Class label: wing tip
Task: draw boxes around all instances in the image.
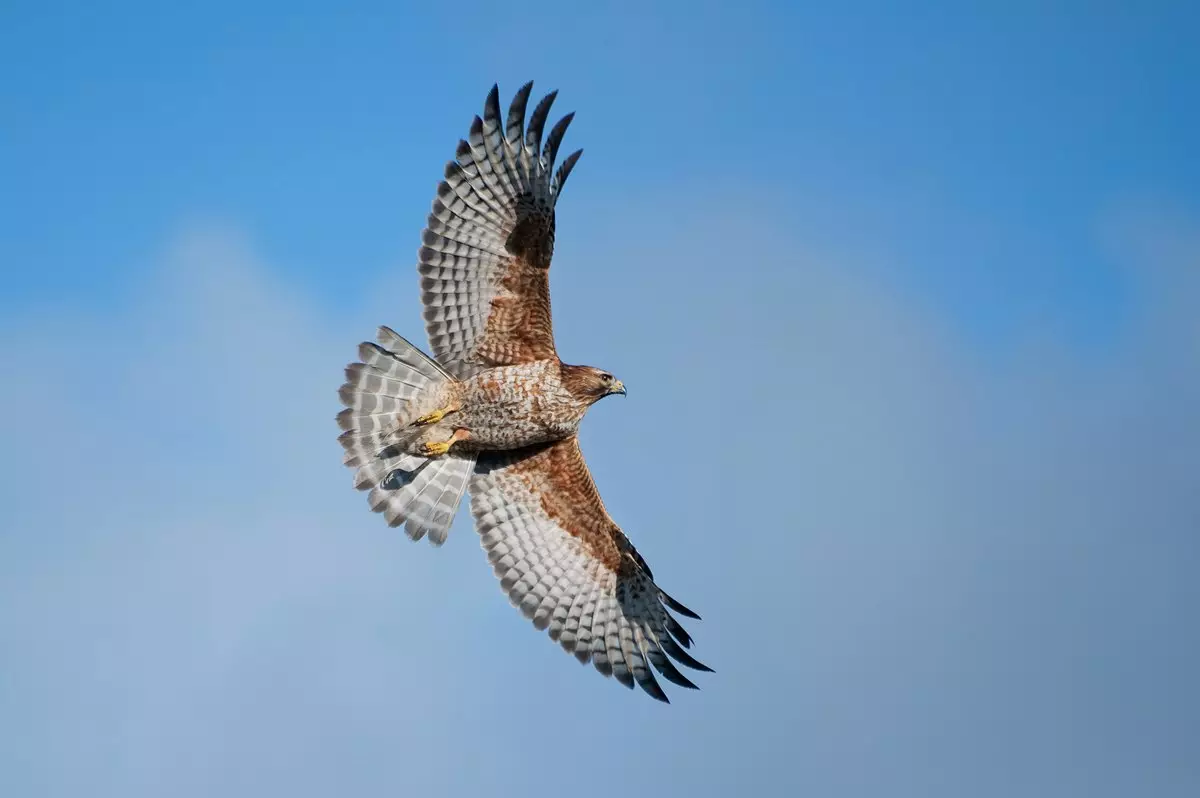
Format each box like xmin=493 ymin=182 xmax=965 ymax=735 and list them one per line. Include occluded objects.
xmin=660 ymin=589 xmax=702 ymax=620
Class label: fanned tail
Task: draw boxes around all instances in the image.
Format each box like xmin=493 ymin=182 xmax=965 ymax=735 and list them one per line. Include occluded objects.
xmin=336 ymin=327 xmax=474 ymax=545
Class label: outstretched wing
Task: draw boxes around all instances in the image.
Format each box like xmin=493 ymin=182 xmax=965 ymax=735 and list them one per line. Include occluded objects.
xmin=419 ymin=82 xmax=584 ymax=379
xmin=470 ymin=436 xmax=711 ymax=703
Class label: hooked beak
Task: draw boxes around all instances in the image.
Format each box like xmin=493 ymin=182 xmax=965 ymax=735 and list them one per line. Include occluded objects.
xmin=610 ymin=379 xmax=626 ymax=397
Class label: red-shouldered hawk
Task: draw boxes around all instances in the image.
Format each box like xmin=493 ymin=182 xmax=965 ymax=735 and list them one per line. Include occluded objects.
xmin=337 ymin=83 xmax=710 ymax=702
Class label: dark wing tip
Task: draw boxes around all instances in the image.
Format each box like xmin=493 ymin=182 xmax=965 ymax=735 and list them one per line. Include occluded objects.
xmin=525 ymin=90 xmax=559 ymax=152
xmin=641 ymin=679 xmax=670 ymax=703
xmin=555 ymin=149 xmax=583 ymax=193
xmin=660 ymin=589 xmax=702 ymax=620
xmin=662 ymin=669 xmax=700 ymax=691
xmin=542 ymin=111 xmax=575 ymax=165
xmin=484 ymin=84 xmax=502 ymax=123
xmin=661 ymin=636 xmax=713 ymax=673
xmin=632 ymin=655 xmax=670 ymax=703
xmin=444 ymin=159 xmax=467 ymax=181
xmin=506 ymin=81 xmax=535 ymax=142
xmin=650 ymin=650 xmax=699 ymax=690
xmin=664 ymin=613 xmax=693 ymax=648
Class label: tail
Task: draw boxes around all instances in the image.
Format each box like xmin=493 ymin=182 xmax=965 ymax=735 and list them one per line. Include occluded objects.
xmin=336 ymin=326 xmax=475 ymax=545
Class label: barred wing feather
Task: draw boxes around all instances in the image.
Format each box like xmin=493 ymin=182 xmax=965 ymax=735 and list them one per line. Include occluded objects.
xmin=470 ymin=437 xmax=711 ymax=703
xmin=419 ymin=82 xmax=583 ymax=378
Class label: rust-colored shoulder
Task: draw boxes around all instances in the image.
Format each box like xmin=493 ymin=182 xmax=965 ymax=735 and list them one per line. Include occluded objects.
xmin=467 ymin=430 xmax=712 ymax=702
xmin=470 ymin=247 xmax=557 ymax=369
xmin=508 ymin=436 xmax=623 ymax=571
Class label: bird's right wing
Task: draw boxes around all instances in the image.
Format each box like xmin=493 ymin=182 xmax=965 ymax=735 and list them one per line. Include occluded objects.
xmin=469 ymin=436 xmax=711 ymax=703
xmin=418 ymin=82 xmax=584 ymax=379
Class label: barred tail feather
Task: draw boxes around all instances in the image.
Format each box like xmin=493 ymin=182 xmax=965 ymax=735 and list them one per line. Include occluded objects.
xmin=370 ymin=455 xmax=474 ymax=545
xmin=337 ymin=327 xmax=473 ymax=545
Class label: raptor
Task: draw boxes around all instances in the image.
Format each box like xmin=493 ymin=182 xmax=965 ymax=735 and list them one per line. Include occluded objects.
xmin=337 ymin=83 xmax=710 ymax=702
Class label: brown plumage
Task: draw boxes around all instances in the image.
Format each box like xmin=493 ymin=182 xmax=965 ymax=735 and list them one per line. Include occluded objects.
xmin=337 ymin=82 xmax=709 ymax=702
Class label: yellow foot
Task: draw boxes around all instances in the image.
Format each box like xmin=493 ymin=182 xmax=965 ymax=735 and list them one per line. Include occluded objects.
xmin=419 ymin=439 xmax=452 ymax=457
xmin=419 ymin=428 xmax=469 ymax=457
xmin=413 ymin=402 xmax=460 ymax=426
xmin=414 ymin=408 xmax=446 ymax=426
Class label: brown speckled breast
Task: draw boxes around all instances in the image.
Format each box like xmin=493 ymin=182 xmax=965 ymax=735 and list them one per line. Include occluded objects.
xmin=455 ymin=359 xmax=587 ymax=450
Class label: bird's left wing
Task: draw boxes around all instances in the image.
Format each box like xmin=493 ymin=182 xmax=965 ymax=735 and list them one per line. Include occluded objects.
xmin=470 ymin=436 xmax=711 ymax=703
xmin=419 ymin=82 xmax=583 ymax=379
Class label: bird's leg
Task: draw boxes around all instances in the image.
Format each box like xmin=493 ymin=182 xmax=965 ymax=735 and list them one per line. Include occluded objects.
xmin=419 ymin=428 xmax=470 ymax=457
xmin=413 ymin=399 xmax=462 ymax=427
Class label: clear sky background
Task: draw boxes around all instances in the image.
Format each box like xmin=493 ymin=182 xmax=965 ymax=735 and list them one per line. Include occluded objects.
xmin=2 ymin=2 xmax=1198 ymax=796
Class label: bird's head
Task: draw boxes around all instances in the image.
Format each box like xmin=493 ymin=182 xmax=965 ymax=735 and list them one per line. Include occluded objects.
xmin=561 ymin=364 xmax=626 ymax=404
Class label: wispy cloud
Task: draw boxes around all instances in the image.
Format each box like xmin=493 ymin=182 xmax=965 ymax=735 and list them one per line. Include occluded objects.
xmin=1 ymin=204 xmax=1197 ymax=796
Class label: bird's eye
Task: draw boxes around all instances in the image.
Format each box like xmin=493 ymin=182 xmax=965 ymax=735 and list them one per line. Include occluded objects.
xmin=601 ymin=373 xmax=613 ymax=383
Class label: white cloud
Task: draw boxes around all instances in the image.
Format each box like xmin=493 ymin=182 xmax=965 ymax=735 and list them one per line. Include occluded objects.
xmin=1 ymin=206 xmax=1197 ymax=797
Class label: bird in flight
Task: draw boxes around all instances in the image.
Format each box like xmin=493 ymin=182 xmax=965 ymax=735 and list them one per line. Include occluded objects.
xmin=337 ymin=82 xmax=710 ymax=702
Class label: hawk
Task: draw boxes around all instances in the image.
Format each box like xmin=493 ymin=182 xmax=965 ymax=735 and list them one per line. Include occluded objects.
xmin=337 ymin=82 xmax=710 ymax=702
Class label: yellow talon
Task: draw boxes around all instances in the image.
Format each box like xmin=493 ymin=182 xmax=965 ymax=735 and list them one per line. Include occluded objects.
xmin=414 ymin=408 xmax=448 ymax=426
xmin=419 ymin=428 xmax=468 ymax=457
xmin=419 ymin=439 xmax=452 ymax=456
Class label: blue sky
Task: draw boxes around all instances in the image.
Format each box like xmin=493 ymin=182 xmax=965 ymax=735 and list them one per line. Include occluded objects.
xmin=2 ymin=2 xmax=1198 ymax=796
